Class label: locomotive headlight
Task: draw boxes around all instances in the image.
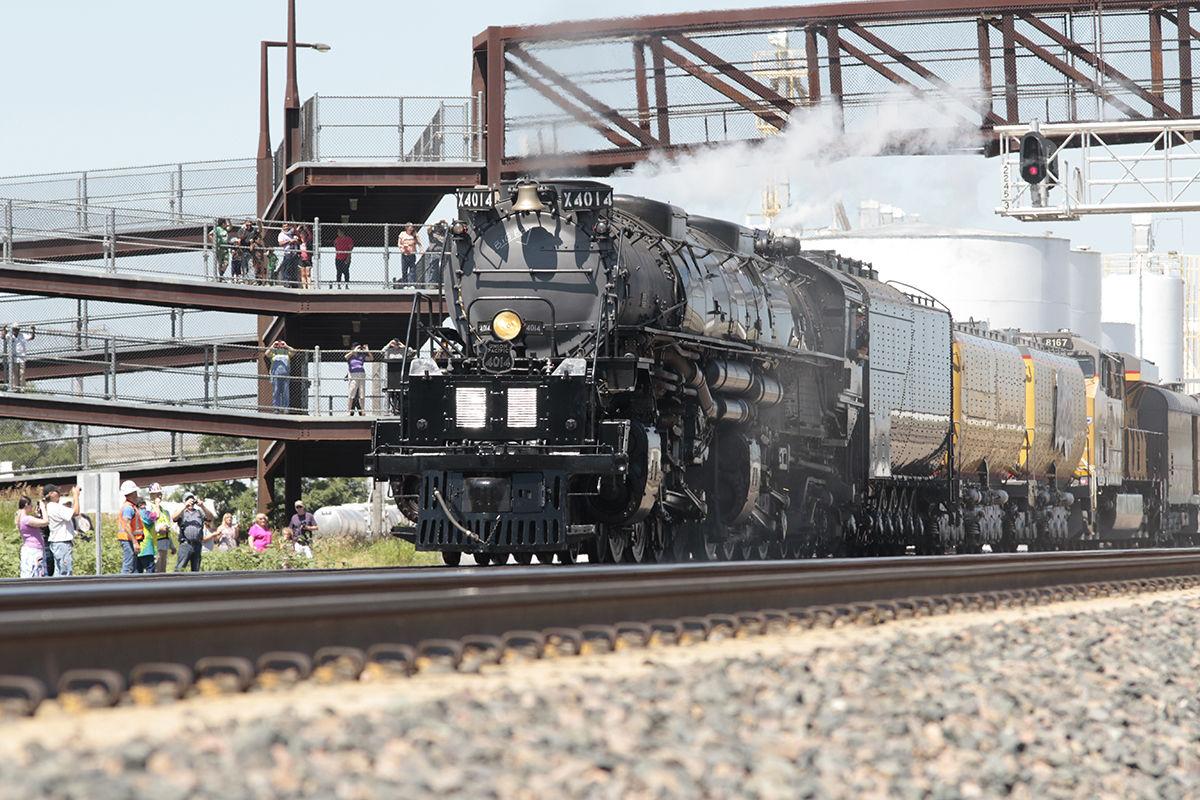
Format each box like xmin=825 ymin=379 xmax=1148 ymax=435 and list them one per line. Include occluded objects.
xmin=491 ymin=310 xmax=523 ymax=341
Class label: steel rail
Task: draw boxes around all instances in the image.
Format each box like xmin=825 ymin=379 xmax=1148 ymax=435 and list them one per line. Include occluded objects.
xmin=1 ymin=549 xmax=1199 ymax=707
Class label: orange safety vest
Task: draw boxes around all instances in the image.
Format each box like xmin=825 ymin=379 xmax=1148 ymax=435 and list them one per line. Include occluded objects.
xmin=117 ymin=499 xmax=146 ymax=542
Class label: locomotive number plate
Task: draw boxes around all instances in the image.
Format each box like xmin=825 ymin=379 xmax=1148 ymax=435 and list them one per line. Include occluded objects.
xmin=457 ymin=188 xmax=496 ymax=211
xmin=1039 ymin=336 xmax=1073 ymax=351
xmin=481 ymin=341 xmax=516 ymax=374
xmin=560 ymin=187 xmax=614 ymax=211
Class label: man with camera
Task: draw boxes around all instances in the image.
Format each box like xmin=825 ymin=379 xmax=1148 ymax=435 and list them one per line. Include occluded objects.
xmin=172 ymin=493 xmax=217 ymax=572
xmin=42 ymin=483 xmax=78 ymax=576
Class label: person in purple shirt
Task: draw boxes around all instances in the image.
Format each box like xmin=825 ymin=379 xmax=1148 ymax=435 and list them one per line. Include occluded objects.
xmin=15 ymin=495 xmax=48 ymax=578
xmin=288 ymin=500 xmax=318 ymax=558
xmin=345 ymin=343 xmax=370 ymax=416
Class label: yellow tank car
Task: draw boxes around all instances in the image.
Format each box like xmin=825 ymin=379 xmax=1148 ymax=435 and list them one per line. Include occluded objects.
xmin=951 ymin=332 xmax=1026 ymax=477
xmin=1018 ymin=347 xmax=1088 ymax=481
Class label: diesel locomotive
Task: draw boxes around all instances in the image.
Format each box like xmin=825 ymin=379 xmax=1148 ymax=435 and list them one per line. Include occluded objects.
xmin=364 ymin=179 xmax=1200 ymax=565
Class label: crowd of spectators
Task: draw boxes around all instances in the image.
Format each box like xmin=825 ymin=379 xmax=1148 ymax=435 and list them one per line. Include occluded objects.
xmin=11 ymin=479 xmax=320 ymax=578
xmin=210 ymin=219 xmax=449 ymax=289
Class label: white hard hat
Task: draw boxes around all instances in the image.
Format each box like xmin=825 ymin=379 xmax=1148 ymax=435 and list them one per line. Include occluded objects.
xmin=119 ymin=479 xmax=140 ymax=496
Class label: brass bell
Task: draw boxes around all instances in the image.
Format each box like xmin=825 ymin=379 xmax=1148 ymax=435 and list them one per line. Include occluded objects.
xmin=512 ymin=182 xmax=547 ymax=213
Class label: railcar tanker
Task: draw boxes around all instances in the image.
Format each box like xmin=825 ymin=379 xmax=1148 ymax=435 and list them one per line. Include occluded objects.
xmin=364 ymin=180 xmax=1200 ymax=565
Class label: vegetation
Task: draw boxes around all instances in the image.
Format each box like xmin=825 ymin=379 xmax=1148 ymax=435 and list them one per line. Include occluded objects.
xmin=0 ymin=421 xmax=79 ymax=472
xmin=0 ymin=487 xmax=436 ymax=578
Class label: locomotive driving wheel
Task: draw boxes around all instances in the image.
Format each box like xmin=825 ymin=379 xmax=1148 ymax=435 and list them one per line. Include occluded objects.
xmin=598 ymin=526 xmax=627 ymax=563
xmin=650 ymin=517 xmax=671 ymax=563
xmin=624 ymin=522 xmax=649 ymax=563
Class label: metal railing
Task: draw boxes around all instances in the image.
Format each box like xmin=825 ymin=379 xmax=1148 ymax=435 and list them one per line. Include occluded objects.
xmin=0 ymin=159 xmax=255 ymax=222
xmin=1 ymin=330 xmax=403 ymax=418
xmin=1 ymin=197 xmax=446 ymax=290
xmin=0 ymin=422 xmax=256 ymax=483
xmin=299 ymin=94 xmax=484 ymax=164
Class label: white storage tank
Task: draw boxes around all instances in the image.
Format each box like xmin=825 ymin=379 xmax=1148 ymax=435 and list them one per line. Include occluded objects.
xmin=1101 ymin=271 xmax=1185 ymax=384
xmin=1069 ymin=248 xmax=1103 ymax=344
xmin=313 ymin=503 xmax=408 ymax=539
xmin=1102 ymin=322 xmax=1137 ymax=354
xmin=803 ymin=225 xmax=1081 ymax=335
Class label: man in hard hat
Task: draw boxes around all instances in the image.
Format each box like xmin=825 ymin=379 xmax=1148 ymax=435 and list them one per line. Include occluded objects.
xmin=147 ymin=483 xmax=176 ymax=573
xmin=117 ymin=480 xmax=150 ymax=574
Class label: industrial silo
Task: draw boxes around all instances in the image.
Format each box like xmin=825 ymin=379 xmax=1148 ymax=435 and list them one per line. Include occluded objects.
xmin=1101 ymin=266 xmax=1185 ymax=384
xmin=802 ymin=224 xmax=1082 ymax=335
xmin=1069 ymin=248 xmax=1103 ymax=345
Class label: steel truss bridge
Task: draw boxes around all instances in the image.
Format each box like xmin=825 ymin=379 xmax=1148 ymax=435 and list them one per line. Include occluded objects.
xmin=473 ymin=1 xmax=1200 ymax=179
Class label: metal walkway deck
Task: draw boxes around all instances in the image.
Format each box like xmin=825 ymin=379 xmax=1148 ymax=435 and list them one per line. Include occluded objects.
xmin=0 ymin=453 xmax=258 ymax=491
xmin=7 ymin=336 xmax=256 ymax=382
xmin=0 ymin=392 xmax=373 ymax=442
xmin=0 ymin=262 xmax=441 ymax=315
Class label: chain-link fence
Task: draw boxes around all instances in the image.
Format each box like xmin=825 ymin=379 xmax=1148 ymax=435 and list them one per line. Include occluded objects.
xmin=1 ymin=327 xmax=401 ymax=417
xmin=299 ymin=95 xmax=484 ymax=163
xmin=0 ymin=420 xmax=255 ymax=483
xmin=0 ymin=296 xmax=247 ymax=355
xmin=1 ymin=199 xmax=446 ymax=290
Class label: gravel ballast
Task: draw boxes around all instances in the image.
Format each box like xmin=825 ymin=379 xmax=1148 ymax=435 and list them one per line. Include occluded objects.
xmin=3 ymin=589 xmax=1200 ymax=799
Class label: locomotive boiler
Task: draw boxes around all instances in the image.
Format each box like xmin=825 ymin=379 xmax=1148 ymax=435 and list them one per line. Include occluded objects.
xmin=365 ymin=179 xmax=1200 ymax=565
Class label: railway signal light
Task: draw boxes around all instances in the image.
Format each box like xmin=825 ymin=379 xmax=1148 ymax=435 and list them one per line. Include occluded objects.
xmin=1020 ymin=131 xmax=1053 ymax=185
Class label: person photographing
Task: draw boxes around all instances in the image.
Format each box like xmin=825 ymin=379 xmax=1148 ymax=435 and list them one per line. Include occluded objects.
xmin=172 ymin=493 xmax=217 ymax=572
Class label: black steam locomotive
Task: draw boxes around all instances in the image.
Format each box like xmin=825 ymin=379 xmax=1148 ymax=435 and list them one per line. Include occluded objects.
xmin=364 ymin=179 xmax=1200 ymax=565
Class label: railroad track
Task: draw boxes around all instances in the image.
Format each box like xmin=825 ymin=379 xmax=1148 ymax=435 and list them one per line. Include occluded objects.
xmin=2 ymin=549 xmax=1200 ymax=716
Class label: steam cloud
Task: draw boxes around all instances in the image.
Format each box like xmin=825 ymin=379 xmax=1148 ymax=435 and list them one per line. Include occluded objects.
xmin=610 ymin=94 xmax=994 ymax=233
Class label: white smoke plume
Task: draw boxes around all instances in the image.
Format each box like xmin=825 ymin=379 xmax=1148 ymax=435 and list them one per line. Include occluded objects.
xmin=609 ymin=93 xmax=995 ymax=234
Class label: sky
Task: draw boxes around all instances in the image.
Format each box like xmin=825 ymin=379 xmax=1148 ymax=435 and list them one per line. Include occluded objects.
xmin=0 ymin=1 xmax=1177 ymax=254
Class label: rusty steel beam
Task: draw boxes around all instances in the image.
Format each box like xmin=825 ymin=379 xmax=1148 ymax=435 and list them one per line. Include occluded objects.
xmin=1175 ymin=4 xmax=1195 ymax=116
xmin=1001 ymin=14 xmax=1020 ymax=122
xmin=1151 ymin=9 xmax=1164 ymax=105
xmin=655 ymin=42 xmax=790 ymax=131
xmin=508 ymin=45 xmax=660 ymax=148
xmin=10 ymin=225 xmax=205 ymax=264
xmin=505 ymin=58 xmax=637 ymax=148
xmin=1019 ymin=13 xmax=1179 ymax=118
xmin=0 ymin=262 xmax=442 ymax=315
xmin=993 ymin=19 xmax=1145 ymax=119
xmin=649 ymin=38 xmax=672 ymax=145
xmin=486 ymin=28 xmax=506 ymax=185
xmin=633 ymin=40 xmax=652 ymax=134
xmin=805 ymin=27 xmax=822 ymax=102
xmin=475 ymin=1 xmax=1166 ymax=45
xmin=0 ymin=393 xmax=372 ymax=442
xmin=844 ymin=22 xmax=1004 ymax=125
xmin=977 ymin=19 xmax=995 ymax=122
xmin=665 ymin=33 xmax=799 ymax=111
xmin=825 ymin=25 xmax=845 ymax=127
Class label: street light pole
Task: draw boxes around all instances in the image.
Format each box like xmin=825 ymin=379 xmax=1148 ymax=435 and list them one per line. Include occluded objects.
xmin=256 ymin=37 xmax=331 ymax=216
xmin=285 ymin=0 xmax=300 ymax=172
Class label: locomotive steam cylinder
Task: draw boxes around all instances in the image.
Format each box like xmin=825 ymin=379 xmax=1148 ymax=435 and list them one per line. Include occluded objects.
xmin=705 ymin=360 xmax=756 ymax=394
xmin=749 ymin=374 xmax=785 ymax=408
